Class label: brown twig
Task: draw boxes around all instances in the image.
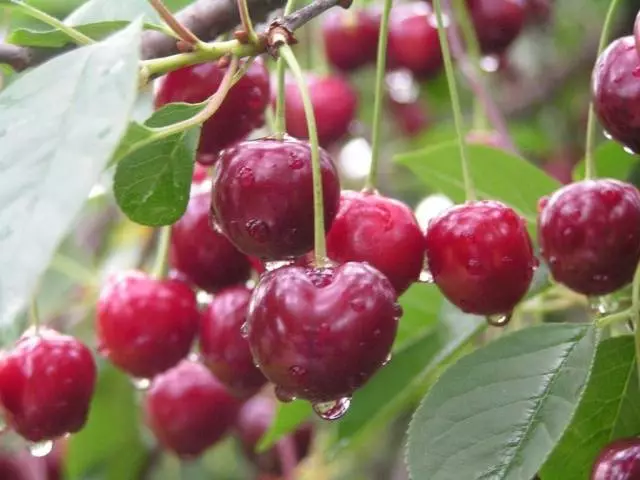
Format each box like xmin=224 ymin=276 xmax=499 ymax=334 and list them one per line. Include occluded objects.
xmin=149 ymin=0 xmax=201 ymax=47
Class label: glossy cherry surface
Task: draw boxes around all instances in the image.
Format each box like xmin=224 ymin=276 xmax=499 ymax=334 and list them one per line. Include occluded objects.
xmin=97 ymin=270 xmax=199 ymax=379
xmin=591 ymin=438 xmax=640 ymax=480
xmin=0 ymin=328 xmax=96 ymax=442
xmin=538 ymin=179 xmax=640 ymax=296
xmin=200 ymin=286 xmax=266 ymax=398
xmin=322 ymin=9 xmax=380 ymax=72
xmin=247 ymin=262 xmax=400 ymax=404
xmin=326 ymin=190 xmax=425 ymax=294
xmin=171 ymin=186 xmax=252 ymax=293
xmin=425 ymin=200 xmax=536 ymax=315
xmin=466 ymin=0 xmax=526 ymax=54
xmin=592 ymin=36 xmax=640 ymax=154
xmin=144 ymin=360 xmax=242 ymax=458
xmin=211 ymin=136 xmax=341 ymax=260
xmin=155 ymin=58 xmax=270 ymax=163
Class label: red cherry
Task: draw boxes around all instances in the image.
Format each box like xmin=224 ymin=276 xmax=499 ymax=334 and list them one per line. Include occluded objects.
xmin=236 ymin=395 xmax=313 ymax=475
xmin=199 ymin=286 xmax=267 ymax=398
xmin=592 ymin=36 xmax=640 ymax=154
xmin=591 ymin=438 xmax=640 ymax=480
xmin=144 ymin=360 xmax=242 ymax=458
xmin=247 ymin=262 xmax=399 ymax=414
xmin=387 ymin=3 xmax=443 ymax=78
xmin=388 ymin=98 xmax=430 ymax=137
xmin=326 ymin=191 xmax=425 ymax=294
xmin=538 ymin=179 xmax=640 ymax=296
xmin=281 ymin=74 xmax=358 ymax=146
xmin=466 ymin=0 xmax=526 ymax=54
xmin=97 ymin=271 xmax=199 ymax=379
xmin=0 ymin=328 xmax=96 ymax=442
xmin=170 ymin=186 xmax=252 ymax=293
xmin=155 ymin=58 xmax=270 ymax=164
xmin=322 ymin=9 xmax=380 ymax=72
xmin=425 ymin=201 xmax=536 ymax=316
xmin=191 ymin=164 xmax=209 ymax=184
xmin=211 ymin=136 xmax=341 ymax=260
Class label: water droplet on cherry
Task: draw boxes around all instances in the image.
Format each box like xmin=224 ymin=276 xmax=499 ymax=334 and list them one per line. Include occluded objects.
xmin=275 ymin=385 xmax=297 ymax=403
xmin=245 ymin=219 xmax=270 ymax=243
xmin=28 ymin=440 xmax=53 ymax=458
xmin=240 ymin=321 xmax=249 ymax=338
xmin=131 ymin=377 xmax=151 ymax=391
xmin=312 ymin=397 xmax=351 ymax=421
xmin=486 ymin=312 xmax=512 ymax=327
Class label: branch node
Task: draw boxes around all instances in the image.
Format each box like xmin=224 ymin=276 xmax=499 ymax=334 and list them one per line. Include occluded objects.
xmin=266 ymin=22 xmax=297 ymax=57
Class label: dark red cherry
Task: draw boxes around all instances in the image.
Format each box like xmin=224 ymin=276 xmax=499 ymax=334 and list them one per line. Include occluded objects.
xmin=281 ymin=74 xmax=358 ymax=146
xmin=538 ymin=179 xmax=640 ymax=296
xmin=97 ymin=270 xmax=199 ymax=379
xmin=326 ymin=191 xmax=425 ymax=294
xmin=0 ymin=328 xmax=96 ymax=442
xmin=199 ymin=286 xmax=267 ymax=398
xmin=425 ymin=201 xmax=536 ymax=315
xmin=211 ymin=136 xmax=341 ymax=260
xmin=466 ymin=0 xmax=526 ymax=54
xmin=592 ymin=36 xmax=640 ymax=154
xmin=247 ymin=262 xmax=399 ymax=411
xmin=591 ymin=438 xmax=640 ymax=480
xmin=236 ymin=395 xmax=313 ymax=475
xmin=387 ymin=3 xmax=443 ymax=78
xmin=525 ymin=0 xmax=552 ymax=24
xmin=322 ymin=8 xmax=380 ymax=72
xmin=170 ymin=186 xmax=252 ymax=293
xmin=155 ymin=58 xmax=270 ymax=164
xmin=144 ymin=360 xmax=242 ymax=458
xmin=388 ymin=98 xmax=430 ymax=137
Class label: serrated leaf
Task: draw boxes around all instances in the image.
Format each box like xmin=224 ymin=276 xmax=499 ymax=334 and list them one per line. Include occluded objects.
xmin=407 ymin=323 xmax=598 ymax=480
xmin=0 ymin=21 xmax=142 ymax=331
xmin=541 ymin=335 xmax=640 ymax=480
xmin=573 ymin=141 xmax=639 ymax=183
xmin=256 ymin=400 xmax=313 ymax=452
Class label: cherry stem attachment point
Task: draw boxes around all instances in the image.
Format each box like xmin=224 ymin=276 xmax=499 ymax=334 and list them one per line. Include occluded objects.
xmin=149 ymin=0 xmax=201 ymax=47
xmin=151 ymin=226 xmax=172 ymax=280
xmin=273 ymin=0 xmax=299 ymax=140
xmin=236 ymin=0 xmax=260 ymax=44
xmin=29 ymin=298 xmax=41 ymax=335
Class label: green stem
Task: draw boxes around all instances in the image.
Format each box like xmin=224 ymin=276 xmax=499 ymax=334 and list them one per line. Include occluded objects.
xmin=584 ymin=0 xmax=625 ymax=180
xmin=10 ymin=0 xmax=93 ymax=45
xmin=149 ymin=0 xmax=201 ymax=46
xmin=632 ymin=261 xmax=640 ymax=384
xmin=364 ymin=0 xmax=392 ymax=192
xmin=595 ymin=309 xmax=631 ymax=329
xmin=236 ymin=0 xmax=260 ymax=44
xmin=151 ymin=226 xmax=172 ymax=279
xmin=433 ymin=0 xmax=476 ymax=202
xmin=279 ymin=44 xmax=327 ymax=266
xmin=29 ymin=298 xmax=41 ymax=334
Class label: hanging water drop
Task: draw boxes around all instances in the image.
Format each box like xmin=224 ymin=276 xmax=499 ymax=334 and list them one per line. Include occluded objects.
xmin=480 ymin=55 xmax=500 ymax=73
xmin=240 ymin=322 xmax=249 ymax=338
xmin=419 ymin=268 xmax=434 ymax=284
xmin=382 ymin=353 xmax=392 ymax=367
xmin=312 ymin=397 xmax=351 ymax=421
xmin=274 ymin=385 xmax=296 ymax=403
xmin=603 ymin=130 xmax=613 ymax=140
xmin=130 ymin=377 xmax=151 ymax=391
xmin=623 ymin=145 xmax=637 ymax=155
xmin=28 ymin=440 xmax=53 ymax=458
xmin=264 ymin=260 xmax=292 ymax=272
xmin=486 ymin=312 xmax=512 ymax=327
xmin=589 ymin=296 xmax=619 ymax=317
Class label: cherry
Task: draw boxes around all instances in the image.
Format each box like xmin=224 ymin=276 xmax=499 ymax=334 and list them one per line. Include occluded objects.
xmin=170 ymin=186 xmax=252 ymax=293
xmin=281 ymin=74 xmax=358 ymax=146
xmin=387 ymin=3 xmax=443 ymax=78
xmin=0 ymin=328 xmax=96 ymax=442
xmin=466 ymin=0 xmax=526 ymax=55
xmin=388 ymin=98 xmax=430 ymax=137
xmin=592 ymin=36 xmax=640 ymax=154
xmin=144 ymin=360 xmax=242 ymax=458
xmin=322 ymin=9 xmax=380 ymax=72
xmin=326 ymin=191 xmax=425 ymax=294
xmin=236 ymin=395 xmax=313 ymax=475
xmin=591 ymin=438 xmax=640 ymax=480
xmin=210 ymin=136 xmax=341 ymax=260
xmin=191 ymin=164 xmax=209 ymax=184
xmin=97 ymin=270 xmax=199 ymax=379
xmin=247 ymin=262 xmax=400 ymax=415
xmin=155 ymin=58 xmax=270 ymax=164
xmin=425 ymin=201 xmax=536 ymax=316
xmin=199 ymin=286 xmax=267 ymax=398
xmin=538 ymin=179 xmax=640 ymax=296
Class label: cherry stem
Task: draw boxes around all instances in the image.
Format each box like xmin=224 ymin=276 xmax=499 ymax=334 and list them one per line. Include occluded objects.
xmin=279 ymin=43 xmax=328 ymax=266
xmin=149 ymin=0 xmax=201 ymax=47
xmin=236 ymin=0 xmax=260 ymax=44
xmin=273 ymin=0 xmax=299 ymax=141
xmin=433 ymin=0 xmax=476 ymax=202
xmin=29 ymin=298 xmax=41 ymax=335
xmin=276 ymin=436 xmax=298 ymax=480
xmin=584 ymin=0 xmax=625 ymax=180
xmin=595 ymin=309 xmax=631 ymax=329
xmin=151 ymin=226 xmax=172 ymax=279
xmin=364 ymin=0 xmax=393 ymax=192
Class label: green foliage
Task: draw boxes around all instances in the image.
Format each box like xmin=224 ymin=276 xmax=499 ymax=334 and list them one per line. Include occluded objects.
xmin=573 ymin=141 xmax=639 ymax=183
xmin=256 ymin=400 xmax=313 ymax=452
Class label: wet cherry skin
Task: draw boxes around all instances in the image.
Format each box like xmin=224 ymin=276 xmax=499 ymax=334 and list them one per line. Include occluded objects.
xmin=538 ymin=179 xmax=640 ymax=296
xmin=0 ymin=328 xmax=96 ymax=442
xmin=322 ymin=8 xmax=380 ymax=72
xmin=466 ymin=0 xmax=526 ymax=54
xmin=425 ymin=201 xmax=536 ymax=316
xmin=97 ymin=271 xmax=200 ymax=379
xmin=591 ymin=438 xmax=640 ymax=480
xmin=210 ymin=136 xmax=341 ymax=260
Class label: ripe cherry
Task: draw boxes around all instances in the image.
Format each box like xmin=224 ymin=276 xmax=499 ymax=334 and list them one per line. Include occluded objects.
xmin=326 ymin=191 xmax=425 ymax=294
xmin=210 ymin=136 xmax=341 ymax=260
xmin=247 ymin=262 xmax=399 ymax=417
xmin=591 ymin=438 xmax=640 ymax=480
xmin=0 ymin=328 xmax=96 ymax=442
xmin=144 ymin=360 xmax=242 ymax=458
xmin=97 ymin=270 xmax=199 ymax=379
xmin=592 ymin=36 xmax=640 ymax=154
xmin=387 ymin=3 xmax=443 ymax=78
xmin=281 ymin=74 xmax=358 ymax=146
xmin=425 ymin=201 xmax=536 ymax=316
xmin=155 ymin=58 xmax=270 ymax=164
xmin=170 ymin=186 xmax=252 ymax=293
xmin=538 ymin=179 xmax=640 ymax=296
xmin=199 ymin=286 xmax=267 ymax=398
xmin=236 ymin=395 xmax=313 ymax=475
xmin=322 ymin=9 xmax=380 ymax=72
xmin=388 ymin=98 xmax=430 ymax=137
xmin=466 ymin=0 xmax=526 ymax=55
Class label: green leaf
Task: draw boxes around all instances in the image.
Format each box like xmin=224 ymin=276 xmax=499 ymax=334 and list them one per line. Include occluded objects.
xmin=407 ymin=323 xmax=598 ymax=480
xmin=256 ymin=400 xmax=313 ymax=452
xmin=396 ymin=142 xmax=560 ymax=229
xmin=394 ymin=283 xmax=443 ymax=350
xmin=0 ymin=21 xmax=142 ymax=330
xmin=541 ymin=335 xmax=640 ymax=480
xmin=573 ymin=141 xmax=639 ymax=183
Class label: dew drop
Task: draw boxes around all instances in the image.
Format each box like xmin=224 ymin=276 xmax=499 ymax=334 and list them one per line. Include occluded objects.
xmin=29 ymin=440 xmax=53 ymax=458
xmin=382 ymin=353 xmax=392 ymax=367
xmin=603 ymin=130 xmax=613 ymax=140
xmin=288 ymin=365 xmax=306 ymax=377
xmin=237 ymin=166 xmax=255 ymax=187
xmin=623 ymin=145 xmax=637 ymax=155
xmin=392 ymin=303 xmax=404 ymax=318
xmin=275 ymin=386 xmax=296 ymax=403
xmin=240 ymin=322 xmax=249 ymax=338
xmin=419 ymin=266 xmax=434 ymax=284
xmin=288 ymin=152 xmax=304 ymax=170
xmin=188 ymin=352 xmax=201 ymax=362
xmin=209 ymin=216 xmax=224 ymax=234
xmin=264 ymin=260 xmax=292 ymax=272
xmin=312 ymin=397 xmax=351 ymax=421
xmin=131 ymin=377 xmax=151 ymax=390
xmin=486 ymin=312 xmax=512 ymax=327
xmin=349 ymin=298 xmax=366 ymax=312
xmin=246 ymin=219 xmax=270 ymax=243
xmin=480 ymin=55 xmax=500 ymax=73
